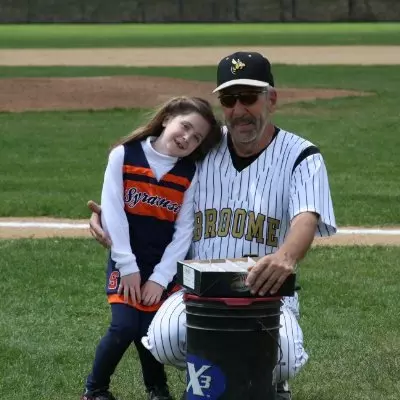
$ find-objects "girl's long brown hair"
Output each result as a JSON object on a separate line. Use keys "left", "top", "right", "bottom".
{"left": 113, "top": 96, "right": 222, "bottom": 161}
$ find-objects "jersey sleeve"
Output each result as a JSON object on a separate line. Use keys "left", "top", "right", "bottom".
{"left": 289, "top": 152, "right": 337, "bottom": 237}
{"left": 148, "top": 169, "right": 198, "bottom": 288}
{"left": 101, "top": 145, "right": 139, "bottom": 276}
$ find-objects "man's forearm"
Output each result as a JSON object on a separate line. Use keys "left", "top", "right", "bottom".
{"left": 277, "top": 212, "right": 318, "bottom": 264}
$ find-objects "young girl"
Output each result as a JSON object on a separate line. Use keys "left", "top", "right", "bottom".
{"left": 81, "top": 97, "right": 222, "bottom": 400}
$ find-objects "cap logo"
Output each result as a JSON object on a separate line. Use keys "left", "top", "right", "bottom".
{"left": 230, "top": 58, "right": 245, "bottom": 75}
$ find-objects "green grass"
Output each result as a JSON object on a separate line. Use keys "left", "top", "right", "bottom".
{"left": 0, "top": 109, "right": 145, "bottom": 218}
{"left": 0, "top": 65, "right": 217, "bottom": 80}
{"left": 1, "top": 240, "right": 399, "bottom": 399}
{"left": 1, "top": 23, "right": 400, "bottom": 48}
{"left": 0, "top": 238, "right": 183, "bottom": 400}
{"left": 293, "top": 245, "right": 400, "bottom": 400}
{"left": 1, "top": 65, "right": 399, "bottom": 225}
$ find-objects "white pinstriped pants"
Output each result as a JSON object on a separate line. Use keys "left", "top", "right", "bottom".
{"left": 141, "top": 290, "right": 308, "bottom": 382}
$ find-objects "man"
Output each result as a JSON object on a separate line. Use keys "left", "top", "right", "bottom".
{"left": 88, "top": 51, "right": 336, "bottom": 399}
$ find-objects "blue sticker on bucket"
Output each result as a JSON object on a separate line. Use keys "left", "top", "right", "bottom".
{"left": 185, "top": 354, "right": 226, "bottom": 399}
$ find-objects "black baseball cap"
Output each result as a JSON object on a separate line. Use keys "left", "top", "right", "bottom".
{"left": 213, "top": 51, "right": 275, "bottom": 93}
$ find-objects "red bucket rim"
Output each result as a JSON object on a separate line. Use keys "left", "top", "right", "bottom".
{"left": 183, "top": 293, "right": 282, "bottom": 306}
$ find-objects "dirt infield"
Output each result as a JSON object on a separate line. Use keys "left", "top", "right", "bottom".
{"left": 0, "top": 76, "right": 370, "bottom": 112}
{"left": 1, "top": 46, "right": 398, "bottom": 245}
{"left": 1, "top": 46, "right": 400, "bottom": 66}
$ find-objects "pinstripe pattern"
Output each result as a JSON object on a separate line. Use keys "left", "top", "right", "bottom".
{"left": 192, "top": 129, "right": 335, "bottom": 260}
{"left": 142, "top": 127, "right": 336, "bottom": 383}
{"left": 143, "top": 290, "right": 187, "bottom": 369}
{"left": 278, "top": 306, "right": 308, "bottom": 380}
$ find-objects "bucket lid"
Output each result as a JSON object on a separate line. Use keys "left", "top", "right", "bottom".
{"left": 183, "top": 293, "right": 282, "bottom": 306}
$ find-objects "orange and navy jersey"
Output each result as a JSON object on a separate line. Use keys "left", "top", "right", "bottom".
{"left": 106, "top": 140, "right": 196, "bottom": 309}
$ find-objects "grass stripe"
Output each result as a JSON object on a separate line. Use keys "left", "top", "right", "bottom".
{"left": 1, "top": 23, "right": 400, "bottom": 48}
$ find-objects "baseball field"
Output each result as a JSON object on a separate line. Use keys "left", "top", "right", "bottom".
{"left": 0, "top": 23, "right": 399, "bottom": 400}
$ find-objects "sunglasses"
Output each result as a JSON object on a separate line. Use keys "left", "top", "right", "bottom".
{"left": 218, "top": 90, "right": 267, "bottom": 108}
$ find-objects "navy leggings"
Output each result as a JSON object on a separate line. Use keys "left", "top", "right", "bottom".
{"left": 85, "top": 303, "right": 167, "bottom": 392}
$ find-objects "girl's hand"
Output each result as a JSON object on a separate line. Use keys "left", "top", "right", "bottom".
{"left": 118, "top": 272, "right": 141, "bottom": 306}
{"left": 141, "top": 281, "right": 164, "bottom": 306}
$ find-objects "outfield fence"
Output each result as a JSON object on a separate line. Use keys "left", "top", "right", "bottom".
{"left": 0, "top": 0, "right": 399, "bottom": 23}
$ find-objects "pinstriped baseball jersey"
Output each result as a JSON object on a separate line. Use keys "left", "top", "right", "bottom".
{"left": 192, "top": 127, "right": 336, "bottom": 260}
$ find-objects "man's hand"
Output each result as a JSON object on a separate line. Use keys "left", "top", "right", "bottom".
{"left": 246, "top": 251, "right": 295, "bottom": 296}
{"left": 141, "top": 281, "right": 164, "bottom": 306}
{"left": 246, "top": 212, "right": 318, "bottom": 296}
{"left": 87, "top": 200, "right": 111, "bottom": 248}
{"left": 118, "top": 272, "right": 141, "bottom": 306}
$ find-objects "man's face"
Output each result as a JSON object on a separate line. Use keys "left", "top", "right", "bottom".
{"left": 218, "top": 85, "right": 270, "bottom": 145}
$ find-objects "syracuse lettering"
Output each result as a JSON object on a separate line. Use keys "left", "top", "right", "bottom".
{"left": 124, "top": 187, "right": 181, "bottom": 214}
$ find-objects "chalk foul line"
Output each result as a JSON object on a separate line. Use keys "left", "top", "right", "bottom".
{"left": 0, "top": 221, "right": 399, "bottom": 235}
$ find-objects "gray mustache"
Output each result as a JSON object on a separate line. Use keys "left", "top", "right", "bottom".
{"left": 231, "top": 117, "right": 256, "bottom": 126}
